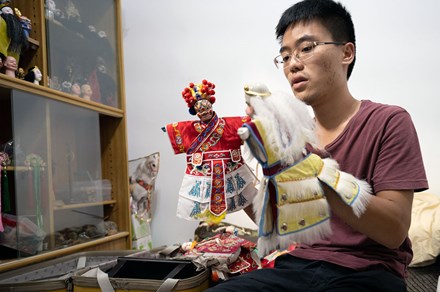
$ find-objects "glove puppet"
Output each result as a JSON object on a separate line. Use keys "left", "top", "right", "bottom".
{"left": 165, "top": 79, "right": 257, "bottom": 224}
{"left": 237, "top": 83, "right": 371, "bottom": 255}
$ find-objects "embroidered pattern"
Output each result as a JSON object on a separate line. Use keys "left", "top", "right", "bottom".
{"left": 226, "top": 177, "right": 236, "bottom": 194}
{"left": 189, "top": 180, "right": 202, "bottom": 197}
{"left": 235, "top": 173, "right": 246, "bottom": 190}
{"left": 190, "top": 202, "right": 201, "bottom": 218}
{"left": 237, "top": 193, "right": 248, "bottom": 207}
{"left": 172, "top": 122, "right": 185, "bottom": 153}
{"left": 210, "top": 161, "right": 226, "bottom": 215}
{"left": 205, "top": 181, "right": 211, "bottom": 199}
{"left": 200, "top": 119, "right": 225, "bottom": 152}
{"left": 187, "top": 115, "right": 219, "bottom": 154}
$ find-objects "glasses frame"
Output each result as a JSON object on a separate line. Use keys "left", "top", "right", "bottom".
{"left": 273, "top": 41, "right": 347, "bottom": 69}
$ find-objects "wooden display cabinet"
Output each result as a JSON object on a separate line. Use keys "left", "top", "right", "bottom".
{"left": 0, "top": 0, "right": 131, "bottom": 272}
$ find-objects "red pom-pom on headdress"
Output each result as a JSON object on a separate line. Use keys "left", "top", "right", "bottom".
{"left": 181, "top": 79, "right": 216, "bottom": 115}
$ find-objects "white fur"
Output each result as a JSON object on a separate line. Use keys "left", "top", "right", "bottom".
{"left": 244, "top": 84, "right": 372, "bottom": 256}
{"left": 318, "top": 158, "right": 371, "bottom": 218}
{"left": 253, "top": 178, "right": 332, "bottom": 255}
{"left": 132, "top": 153, "right": 159, "bottom": 184}
{"left": 250, "top": 91, "right": 317, "bottom": 165}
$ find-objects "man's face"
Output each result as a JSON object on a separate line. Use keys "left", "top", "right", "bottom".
{"left": 194, "top": 99, "right": 214, "bottom": 122}
{"left": 281, "top": 20, "right": 347, "bottom": 106}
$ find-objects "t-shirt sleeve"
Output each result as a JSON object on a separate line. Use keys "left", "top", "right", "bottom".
{"left": 372, "top": 110, "right": 428, "bottom": 192}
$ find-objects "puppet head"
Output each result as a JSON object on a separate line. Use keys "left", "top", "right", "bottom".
{"left": 1, "top": 5, "right": 28, "bottom": 54}
{"left": 182, "top": 79, "right": 216, "bottom": 118}
{"left": 244, "top": 82, "right": 317, "bottom": 165}
{"left": 244, "top": 83, "right": 271, "bottom": 117}
{"left": 24, "top": 66, "right": 42, "bottom": 84}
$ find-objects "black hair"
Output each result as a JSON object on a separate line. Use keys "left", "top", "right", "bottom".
{"left": 1, "top": 10, "right": 28, "bottom": 54}
{"left": 275, "top": 0, "right": 356, "bottom": 79}
{"left": 24, "top": 66, "right": 36, "bottom": 82}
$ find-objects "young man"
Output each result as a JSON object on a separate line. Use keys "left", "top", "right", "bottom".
{"left": 207, "top": 0, "right": 428, "bottom": 291}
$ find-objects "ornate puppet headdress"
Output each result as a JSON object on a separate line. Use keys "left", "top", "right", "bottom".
{"left": 182, "top": 79, "right": 216, "bottom": 115}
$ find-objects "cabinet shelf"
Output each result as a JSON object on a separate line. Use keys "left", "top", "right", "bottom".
{"left": 53, "top": 200, "right": 117, "bottom": 210}
{"left": 0, "top": 231, "right": 130, "bottom": 272}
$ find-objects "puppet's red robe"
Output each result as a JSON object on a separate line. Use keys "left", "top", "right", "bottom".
{"left": 166, "top": 113, "right": 255, "bottom": 222}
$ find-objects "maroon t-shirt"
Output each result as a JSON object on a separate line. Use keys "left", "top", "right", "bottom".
{"left": 290, "top": 100, "right": 429, "bottom": 278}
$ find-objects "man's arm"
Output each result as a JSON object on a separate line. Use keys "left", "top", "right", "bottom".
{"left": 324, "top": 186, "right": 413, "bottom": 249}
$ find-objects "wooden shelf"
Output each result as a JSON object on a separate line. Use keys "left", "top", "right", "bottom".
{"left": 53, "top": 200, "right": 117, "bottom": 210}
{"left": 0, "top": 232, "right": 130, "bottom": 272}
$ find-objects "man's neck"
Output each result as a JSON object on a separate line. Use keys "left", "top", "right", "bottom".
{"left": 313, "top": 94, "right": 360, "bottom": 148}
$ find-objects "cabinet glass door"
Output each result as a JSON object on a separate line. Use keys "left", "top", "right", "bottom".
{"left": 45, "top": 0, "right": 120, "bottom": 108}
{"left": 0, "top": 89, "right": 106, "bottom": 259}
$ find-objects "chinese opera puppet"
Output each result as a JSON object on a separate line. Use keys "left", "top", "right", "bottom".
{"left": 237, "top": 83, "right": 372, "bottom": 256}
{"left": 0, "top": 3, "right": 28, "bottom": 59}
{"left": 165, "top": 80, "right": 257, "bottom": 224}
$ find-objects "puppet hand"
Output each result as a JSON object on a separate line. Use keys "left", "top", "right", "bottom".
{"left": 237, "top": 127, "right": 250, "bottom": 140}
{"left": 317, "top": 158, "right": 371, "bottom": 217}
{"left": 277, "top": 154, "right": 371, "bottom": 218}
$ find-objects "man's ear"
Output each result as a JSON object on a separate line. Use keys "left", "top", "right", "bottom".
{"left": 342, "top": 42, "right": 355, "bottom": 65}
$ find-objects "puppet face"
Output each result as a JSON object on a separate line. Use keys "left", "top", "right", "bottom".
{"left": 81, "top": 84, "right": 92, "bottom": 96}
{"left": 47, "top": 0, "right": 56, "bottom": 11}
{"left": 71, "top": 83, "right": 81, "bottom": 95}
{"left": 4, "top": 56, "right": 17, "bottom": 70}
{"left": 0, "top": 6, "right": 13, "bottom": 15}
{"left": 33, "top": 68, "right": 42, "bottom": 81}
{"left": 194, "top": 99, "right": 214, "bottom": 122}
{"left": 245, "top": 103, "right": 255, "bottom": 117}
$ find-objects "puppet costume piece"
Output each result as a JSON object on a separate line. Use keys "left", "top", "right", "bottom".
{"left": 166, "top": 80, "right": 256, "bottom": 224}
{"left": 129, "top": 152, "right": 160, "bottom": 222}
{"left": 238, "top": 83, "right": 371, "bottom": 256}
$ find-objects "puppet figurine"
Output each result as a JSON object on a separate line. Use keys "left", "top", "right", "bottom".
{"left": 238, "top": 83, "right": 372, "bottom": 256}
{"left": 2, "top": 55, "right": 16, "bottom": 77}
{"left": 24, "top": 66, "right": 42, "bottom": 84}
{"left": 45, "top": 0, "right": 64, "bottom": 22}
{"left": 165, "top": 79, "right": 257, "bottom": 224}
{"left": 81, "top": 84, "right": 92, "bottom": 100}
{"left": 14, "top": 8, "right": 31, "bottom": 39}
{"left": 70, "top": 81, "right": 81, "bottom": 96}
{"left": 0, "top": 5, "right": 28, "bottom": 55}
{"left": 16, "top": 66, "right": 24, "bottom": 79}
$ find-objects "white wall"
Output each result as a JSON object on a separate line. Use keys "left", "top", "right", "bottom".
{"left": 121, "top": 0, "right": 440, "bottom": 247}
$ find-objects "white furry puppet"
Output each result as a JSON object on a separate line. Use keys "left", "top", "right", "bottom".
{"left": 129, "top": 152, "right": 160, "bottom": 221}
{"left": 238, "top": 83, "right": 371, "bottom": 256}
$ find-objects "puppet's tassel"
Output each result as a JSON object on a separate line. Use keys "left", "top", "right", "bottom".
{"left": 201, "top": 209, "right": 226, "bottom": 225}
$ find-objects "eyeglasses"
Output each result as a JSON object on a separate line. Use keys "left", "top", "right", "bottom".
{"left": 273, "top": 41, "right": 346, "bottom": 69}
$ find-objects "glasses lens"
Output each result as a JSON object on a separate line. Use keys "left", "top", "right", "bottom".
{"left": 297, "top": 42, "right": 315, "bottom": 62}
{"left": 274, "top": 42, "right": 316, "bottom": 69}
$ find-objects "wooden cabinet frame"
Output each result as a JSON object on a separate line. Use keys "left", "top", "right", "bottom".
{"left": 0, "top": 0, "right": 131, "bottom": 272}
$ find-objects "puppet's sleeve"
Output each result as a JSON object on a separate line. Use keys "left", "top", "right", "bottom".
{"left": 165, "top": 122, "right": 188, "bottom": 155}
{"left": 240, "top": 120, "right": 268, "bottom": 165}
